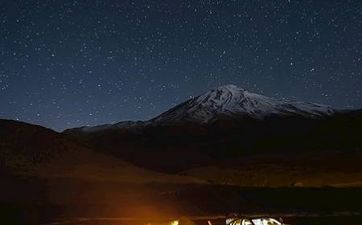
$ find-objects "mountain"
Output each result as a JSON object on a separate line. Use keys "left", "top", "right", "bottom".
{"left": 64, "top": 85, "right": 362, "bottom": 175}
{"left": 74, "top": 120, "right": 146, "bottom": 133}
{"left": 151, "top": 84, "right": 335, "bottom": 125}
{"left": 1, "top": 103, "right": 361, "bottom": 225}
{"left": 1, "top": 85, "right": 360, "bottom": 186}
{"left": 70, "top": 85, "right": 336, "bottom": 133}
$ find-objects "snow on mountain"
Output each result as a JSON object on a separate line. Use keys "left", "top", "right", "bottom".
{"left": 72, "top": 84, "right": 335, "bottom": 132}
{"left": 75, "top": 121, "right": 146, "bottom": 133}
{"left": 150, "top": 84, "right": 335, "bottom": 124}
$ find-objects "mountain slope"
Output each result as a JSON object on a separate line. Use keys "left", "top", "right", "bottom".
{"left": 151, "top": 84, "right": 335, "bottom": 125}
{"left": 69, "top": 85, "right": 336, "bottom": 133}
{"left": 64, "top": 85, "right": 362, "bottom": 174}
{"left": 0, "top": 119, "right": 203, "bottom": 184}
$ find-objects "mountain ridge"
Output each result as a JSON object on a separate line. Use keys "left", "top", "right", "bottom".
{"left": 61, "top": 85, "right": 362, "bottom": 173}
{"left": 0, "top": 119, "right": 204, "bottom": 184}
{"left": 68, "top": 84, "right": 337, "bottom": 133}
{"left": 151, "top": 84, "right": 335, "bottom": 125}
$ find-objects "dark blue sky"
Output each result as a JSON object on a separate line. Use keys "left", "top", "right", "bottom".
{"left": 0, "top": 0, "right": 361, "bottom": 131}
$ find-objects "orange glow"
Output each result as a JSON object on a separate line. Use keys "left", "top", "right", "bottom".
{"left": 170, "top": 220, "right": 179, "bottom": 225}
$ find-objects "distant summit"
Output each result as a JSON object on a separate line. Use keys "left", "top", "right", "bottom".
{"left": 151, "top": 84, "right": 335, "bottom": 124}
{"left": 63, "top": 85, "right": 362, "bottom": 176}
{"left": 69, "top": 84, "right": 335, "bottom": 132}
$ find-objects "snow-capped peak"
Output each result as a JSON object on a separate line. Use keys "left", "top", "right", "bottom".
{"left": 195, "top": 84, "right": 248, "bottom": 109}
{"left": 69, "top": 84, "right": 336, "bottom": 132}
{"left": 151, "top": 84, "right": 335, "bottom": 124}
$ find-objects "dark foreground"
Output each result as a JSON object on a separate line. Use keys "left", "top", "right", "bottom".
{"left": 1, "top": 176, "right": 362, "bottom": 225}
{"left": 33, "top": 215, "right": 362, "bottom": 225}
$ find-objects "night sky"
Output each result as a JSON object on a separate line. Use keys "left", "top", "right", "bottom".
{"left": 0, "top": 0, "right": 361, "bottom": 131}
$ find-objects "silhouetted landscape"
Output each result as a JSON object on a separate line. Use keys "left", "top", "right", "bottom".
{"left": 1, "top": 86, "right": 362, "bottom": 224}
{"left": 1, "top": 1, "right": 362, "bottom": 224}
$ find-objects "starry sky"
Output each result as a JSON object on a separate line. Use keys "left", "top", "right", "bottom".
{"left": 0, "top": 0, "right": 361, "bottom": 131}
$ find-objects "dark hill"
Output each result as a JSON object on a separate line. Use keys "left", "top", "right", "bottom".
{"left": 64, "top": 110, "right": 362, "bottom": 174}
